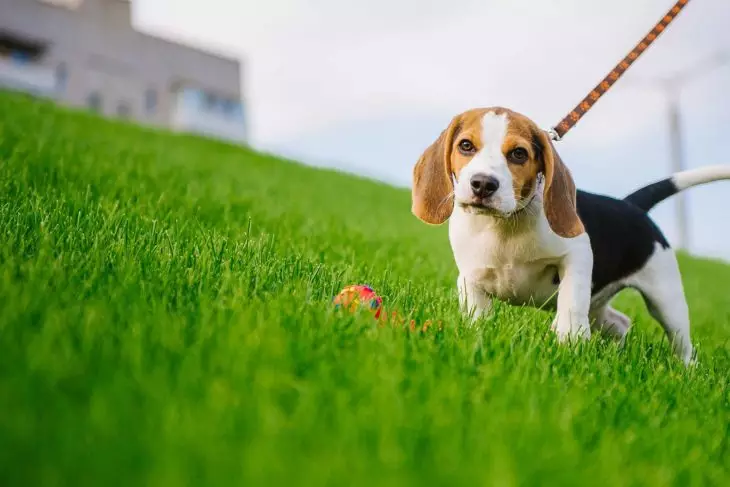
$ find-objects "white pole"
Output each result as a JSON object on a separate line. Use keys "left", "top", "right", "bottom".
{"left": 667, "top": 91, "right": 688, "bottom": 250}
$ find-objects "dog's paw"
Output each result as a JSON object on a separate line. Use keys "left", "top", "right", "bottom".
{"left": 551, "top": 315, "right": 591, "bottom": 342}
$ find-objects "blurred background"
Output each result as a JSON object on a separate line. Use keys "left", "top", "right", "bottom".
{"left": 2, "top": 0, "right": 729, "bottom": 259}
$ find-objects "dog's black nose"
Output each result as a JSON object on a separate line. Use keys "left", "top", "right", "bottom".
{"left": 470, "top": 174, "right": 500, "bottom": 198}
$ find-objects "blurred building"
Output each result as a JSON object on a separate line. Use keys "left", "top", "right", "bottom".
{"left": 0, "top": 0, "right": 246, "bottom": 144}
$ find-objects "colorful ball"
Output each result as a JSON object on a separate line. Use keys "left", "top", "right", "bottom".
{"left": 332, "top": 284, "right": 383, "bottom": 319}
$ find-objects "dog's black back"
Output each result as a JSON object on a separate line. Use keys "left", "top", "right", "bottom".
{"left": 576, "top": 190, "right": 670, "bottom": 294}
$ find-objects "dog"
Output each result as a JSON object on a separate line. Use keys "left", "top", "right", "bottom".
{"left": 411, "top": 107, "right": 730, "bottom": 365}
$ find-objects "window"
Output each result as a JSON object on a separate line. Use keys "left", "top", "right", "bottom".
{"left": 86, "top": 91, "right": 102, "bottom": 112}
{"left": 222, "top": 99, "right": 235, "bottom": 116}
{"left": 55, "top": 63, "right": 67, "bottom": 92}
{"left": 0, "top": 34, "right": 45, "bottom": 62}
{"left": 116, "top": 101, "right": 131, "bottom": 118}
{"left": 203, "top": 92, "right": 218, "bottom": 111}
{"left": 145, "top": 88, "right": 157, "bottom": 115}
{"left": 222, "top": 99, "right": 243, "bottom": 119}
{"left": 10, "top": 50, "right": 30, "bottom": 65}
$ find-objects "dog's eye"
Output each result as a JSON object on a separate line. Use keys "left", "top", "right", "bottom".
{"left": 508, "top": 147, "right": 529, "bottom": 164}
{"left": 458, "top": 140, "right": 476, "bottom": 154}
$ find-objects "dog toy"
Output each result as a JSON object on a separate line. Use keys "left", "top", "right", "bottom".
{"left": 332, "top": 284, "right": 442, "bottom": 332}
{"left": 332, "top": 284, "right": 383, "bottom": 319}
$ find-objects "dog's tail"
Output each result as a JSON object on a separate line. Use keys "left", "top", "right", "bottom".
{"left": 624, "top": 165, "right": 730, "bottom": 213}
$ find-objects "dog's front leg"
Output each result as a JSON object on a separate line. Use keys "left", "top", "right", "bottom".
{"left": 551, "top": 235, "right": 593, "bottom": 341}
{"left": 457, "top": 274, "right": 492, "bottom": 324}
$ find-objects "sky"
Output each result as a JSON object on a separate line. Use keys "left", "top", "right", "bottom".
{"left": 134, "top": 0, "right": 730, "bottom": 260}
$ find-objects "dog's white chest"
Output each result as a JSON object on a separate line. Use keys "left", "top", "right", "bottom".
{"left": 474, "top": 261, "right": 559, "bottom": 305}
{"left": 449, "top": 211, "right": 563, "bottom": 307}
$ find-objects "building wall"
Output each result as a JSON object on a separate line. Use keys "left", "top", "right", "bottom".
{"left": 0, "top": 0, "right": 246, "bottom": 141}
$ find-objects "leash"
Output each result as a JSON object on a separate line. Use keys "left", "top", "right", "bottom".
{"left": 548, "top": 0, "right": 692, "bottom": 141}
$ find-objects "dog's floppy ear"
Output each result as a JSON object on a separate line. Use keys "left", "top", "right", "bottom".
{"left": 538, "top": 130, "right": 585, "bottom": 238}
{"left": 411, "top": 116, "right": 461, "bottom": 225}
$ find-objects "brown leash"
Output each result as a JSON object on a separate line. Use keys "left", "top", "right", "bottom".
{"left": 549, "top": 0, "right": 692, "bottom": 141}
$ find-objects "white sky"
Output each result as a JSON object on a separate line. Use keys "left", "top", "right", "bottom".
{"left": 133, "top": 0, "right": 730, "bottom": 260}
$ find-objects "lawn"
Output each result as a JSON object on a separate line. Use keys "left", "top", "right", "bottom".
{"left": 0, "top": 90, "right": 728, "bottom": 486}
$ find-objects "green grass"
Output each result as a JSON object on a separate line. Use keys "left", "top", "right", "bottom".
{"left": 0, "top": 90, "right": 729, "bottom": 486}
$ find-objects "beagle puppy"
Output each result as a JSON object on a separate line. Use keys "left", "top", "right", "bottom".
{"left": 411, "top": 107, "right": 730, "bottom": 365}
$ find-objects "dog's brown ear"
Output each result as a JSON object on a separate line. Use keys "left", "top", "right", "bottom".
{"left": 538, "top": 130, "right": 585, "bottom": 238}
{"left": 411, "top": 116, "right": 460, "bottom": 225}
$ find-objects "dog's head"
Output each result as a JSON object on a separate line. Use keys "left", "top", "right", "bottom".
{"left": 411, "top": 107, "right": 584, "bottom": 238}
